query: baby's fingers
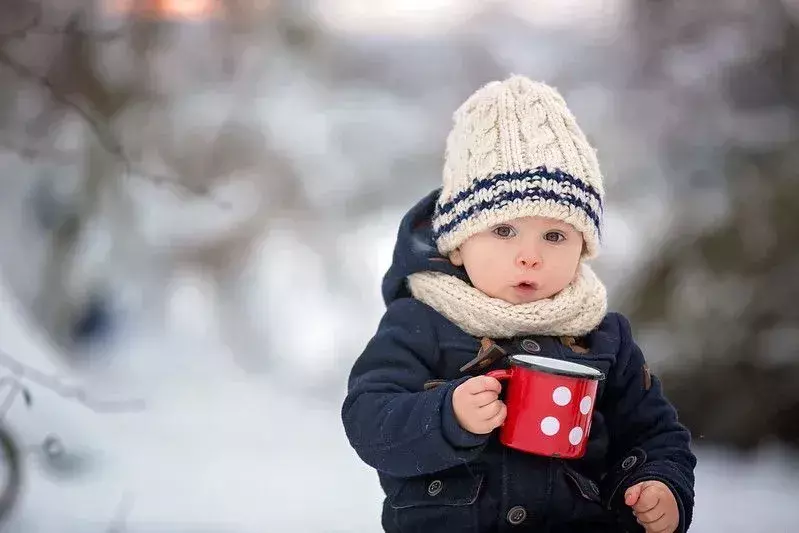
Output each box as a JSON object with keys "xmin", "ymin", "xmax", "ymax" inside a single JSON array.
[
  {"xmin": 483, "ymin": 401, "xmax": 507, "ymax": 428},
  {"xmin": 461, "ymin": 375, "xmax": 502, "ymax": 395},
  {"xmin": 478, "ymin": 376, "xmax": 502, "ymax": 394},
  {"xmin": 636, "ymin": 512, "xmax": 674, "ymax": 533},
  {"xmin": 632, "ymin": 485, "xmax": 660, "ymax": 514},
  {"xmin": 634, "ymin": 506, "xmax": 664, "ymax": 525},
  {"xmin": 472, "ymin": 390, "xmax": 500, "ymax": 408},
  {"xmin": 477, "ymin": 399, "xmax": 503, "ymax": 418}
]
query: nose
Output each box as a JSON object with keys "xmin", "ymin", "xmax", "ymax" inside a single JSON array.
[{"xmin": 516, "ymin": 246, "xmax": 542, "ymax": 269}]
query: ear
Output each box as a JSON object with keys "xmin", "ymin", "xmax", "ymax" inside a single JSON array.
[{"xmin": 449, "ymin": 249, "xmax": 464, "ymax": 266}]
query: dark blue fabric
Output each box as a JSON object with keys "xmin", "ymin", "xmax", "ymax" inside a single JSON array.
[{"xmin": 344, "ymin": 190, "xmax": 696, "ymax": 532}]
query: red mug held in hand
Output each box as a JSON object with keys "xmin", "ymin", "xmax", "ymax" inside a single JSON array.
[{"xmin": 486, "ymin": 354, "xmax": 604, "ymax": 459}]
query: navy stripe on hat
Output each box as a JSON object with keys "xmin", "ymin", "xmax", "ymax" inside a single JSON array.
[{"xmin": 433, "ymin": 167, "xmax": 602, "ymax": 242}]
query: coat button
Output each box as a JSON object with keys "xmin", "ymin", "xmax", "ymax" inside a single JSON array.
[
  {"xmin": 506, "ymin": 505, "xmax": 527, "ymax": 525},
  {"xmin": 427, "ymin": 479, "xmax": 443, "ymax": 496},
  {"xmin": 621, "ymin": 455, "xmax": 638, "ymax": 470},
  {"xmin": 521, "ymin": 339, "xmax": 541, "ymax": 353}
]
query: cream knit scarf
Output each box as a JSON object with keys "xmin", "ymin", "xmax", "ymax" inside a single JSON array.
[{"xmin": 407, "ymin": 263, "xmax": 607, "ymax": 339}]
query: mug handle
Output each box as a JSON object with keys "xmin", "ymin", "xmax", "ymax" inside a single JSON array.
[{"xmin": 485, "ymin": 369, "xmax": 512, "ymax": 381}]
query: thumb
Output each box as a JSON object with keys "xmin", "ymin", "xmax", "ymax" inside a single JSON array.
[{"xmin": 624, "ymin": 482, "xmax": 643, "ymax": 507}]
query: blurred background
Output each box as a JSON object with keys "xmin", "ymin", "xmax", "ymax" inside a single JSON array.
[{"xmin": 0, "ymin": 0, "xmax": 798, "ymax": 531}]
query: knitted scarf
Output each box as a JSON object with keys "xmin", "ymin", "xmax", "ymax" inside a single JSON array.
[{"xmin": 407, "ymin": 263, "xmax": 607, "ymax": 338}]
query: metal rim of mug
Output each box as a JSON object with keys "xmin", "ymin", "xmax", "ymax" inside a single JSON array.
[{"xmin": 509, "ymin": 354, "xmax": 605, "ymax": 380}]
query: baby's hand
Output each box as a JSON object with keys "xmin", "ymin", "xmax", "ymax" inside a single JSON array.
[
  {"xmin": 452, "ymin": 375, "xmax": 506, "ymax": 434},
  {"xmin": 624, "ymin": 480, "xmax": 679, "ymax": 533}
]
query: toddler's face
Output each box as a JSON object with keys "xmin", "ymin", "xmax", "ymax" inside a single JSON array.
[{"xmin": 449, "ymin": 216, "xmax": 583, "ymax": 304}]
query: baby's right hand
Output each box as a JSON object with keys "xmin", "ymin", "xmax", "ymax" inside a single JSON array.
[{"xmin": 452, "ymin": 375, "xmax": 507, "ymax": 434}]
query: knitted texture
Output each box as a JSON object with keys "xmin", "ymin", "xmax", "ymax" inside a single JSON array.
[
  {"xmin": 407, "ymin": 263, "xmax": 607, "ymax": 338},
  {"xmin": 434, "ymin": 75, "xmax": 605, "ymax": 258}
]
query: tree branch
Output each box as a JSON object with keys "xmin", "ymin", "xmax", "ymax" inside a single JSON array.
[
  {"xmin": 0, "ymin": 47, "xmax": 124, "ymax": 158},
  {"xmin": 0, "ymin": 348, "xmax": 145, "ymax": 413},
  {"xmin": 0, "ymin": 1, "xmax": 42, "ymax": 43},
  {"xmin": 106, "ymin": 491, "xmax": 135, "ymax": 533},
  {"xmin": 0, "ymin": 46, "xmax": 232, "ymax": 207}
]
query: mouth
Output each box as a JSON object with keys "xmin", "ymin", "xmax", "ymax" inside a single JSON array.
[{"xmin": 515, "ymin": 281, "xmax": 539, "ymax": 291}]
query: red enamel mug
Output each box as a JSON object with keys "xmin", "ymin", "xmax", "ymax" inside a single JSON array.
[{"xmin": 486, "ymin": 354, "xmax": 605, "ymax": 459}]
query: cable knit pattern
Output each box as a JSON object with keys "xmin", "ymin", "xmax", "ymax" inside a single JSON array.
[
  {"xmin": 407, "ymin": 263, "xmax": 608, "ymax": 338},
  {"xmin": 441, "ymin": 86, "xmax": 498, "ymax": 202},
  {"xmin": 434, "ymin": 76, "xmax": 605, "ymax": 259}
]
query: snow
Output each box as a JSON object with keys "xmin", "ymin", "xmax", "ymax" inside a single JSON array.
[
  {"xmin": 1, "ymin": 242, "xmax": 799, "ymax": 532},
  {"xmin": 0, "ymin": 3, "xmax": 797, "ymax": 528},
  {"xmin": 0, "ymin": 273, "xmax": 384, "ymax": 532}
]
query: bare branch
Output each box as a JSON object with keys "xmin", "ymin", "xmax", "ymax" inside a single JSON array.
[
  {"xmin": 0, "ymin": 348, "xmax": 146, "ymax": 413},
  {"xmin": 0, "ymin": 136, "xmax": 80, "ymax": 164},
  {"xmin": 9, "ymin": 26, "xmax": 125, "ymax": 42},
  {"xmin": 0, "ymin": 48, "xmax": 232, "ymax": 208},
  {"xmin": 0, "ymin": 1, "xmax": 123, "ymax": 42},
  {"xmin": 106, "ymin": 491, "xmax": 134, "ymax": 533},
  {"xmin": 0, "ymin": 2, "xmax": 42, "ymax": 42},
  {"xmin": 0, "ymin": 376, "xmax": 26, "ymax": 418},
  {"xmin": 0, "ymin": 47, "xmax": 124, "ymax": 158},
  {"xmin": 0, "ymin": 3, "xmax": 246, "ymax": 209}
]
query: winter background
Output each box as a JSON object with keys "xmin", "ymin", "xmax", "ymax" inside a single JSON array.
[{"xmin": 1, "ymin": 0, "xmax": 798, "ymax": 531}]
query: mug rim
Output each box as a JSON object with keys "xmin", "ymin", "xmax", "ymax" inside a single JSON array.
[{"xmin": 509, "ymin": 354, "xmax": 605, "ymax": 380}]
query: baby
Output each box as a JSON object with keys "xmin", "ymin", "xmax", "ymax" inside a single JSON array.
[{"xmin": 342, "ymin": 75, "xmax": 696, "ymax": 533}]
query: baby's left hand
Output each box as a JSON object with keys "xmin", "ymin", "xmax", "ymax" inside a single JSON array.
[{"xmin": 624, "ymin": 480, "xmax": 679, "ymax": 533}]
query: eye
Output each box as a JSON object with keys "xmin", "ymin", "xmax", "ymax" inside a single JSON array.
[
  {"xmin": 544, "ymin": 231, "xmax": 565, "ymax": 243},
  {"xmin": 492, "ymin": 224, "xmax": 517, "ymax": 238}
]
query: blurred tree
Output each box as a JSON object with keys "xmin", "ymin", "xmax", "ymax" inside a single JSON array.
[
  {"xmin": 0, "ymin": 0, "xmax": 308, "ymax": 368},
  {"xmin": 0, "ymin": 1, "xmax": 156, "ymax": 353},
  {"xmin": 624, "ymin": 0, "xmax": 799, "ymax": 449}
]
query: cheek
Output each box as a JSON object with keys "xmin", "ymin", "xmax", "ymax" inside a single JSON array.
[
  {"xmin": 463, "ymin": 256, "xmax": 503, "ymax": 289},
  {"xmin": 550, "ymin": 250, "xmax": 581, "ymax": 281},
  {"xmin": 466, "ymin": 258, "xmax": 493, "ymax": 280}
]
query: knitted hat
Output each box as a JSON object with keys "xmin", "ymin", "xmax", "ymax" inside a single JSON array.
[{"xmin": 432, "ymin": 75, "xmax": 604, "ymax": 259}]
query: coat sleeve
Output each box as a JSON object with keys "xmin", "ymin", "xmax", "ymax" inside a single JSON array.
[
  {"xmin": 341, "ymin": 298, "xmax": 489, "ymax": 478},
  {"xmin": 599, "ymin": 313, "xmax": 697, "ymax": 532}
]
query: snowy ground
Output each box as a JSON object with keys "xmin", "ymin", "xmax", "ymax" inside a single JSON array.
[
  {"xmin": 0, "ymin": 182, "xmax": 794, "ymax": 532},
  {"xmin": 1, "ymin": 276, "xmax": 798, "ymax": 533}
]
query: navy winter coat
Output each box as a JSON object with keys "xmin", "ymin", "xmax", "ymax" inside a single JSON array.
[{"xmin": 341, "ymin": 190, "xmax": 696, "ymax": 532}]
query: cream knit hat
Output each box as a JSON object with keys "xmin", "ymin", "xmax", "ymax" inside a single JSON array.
[{"xmin": 432, "ymin": 75, "xmax": 605, "ymax": 259}]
